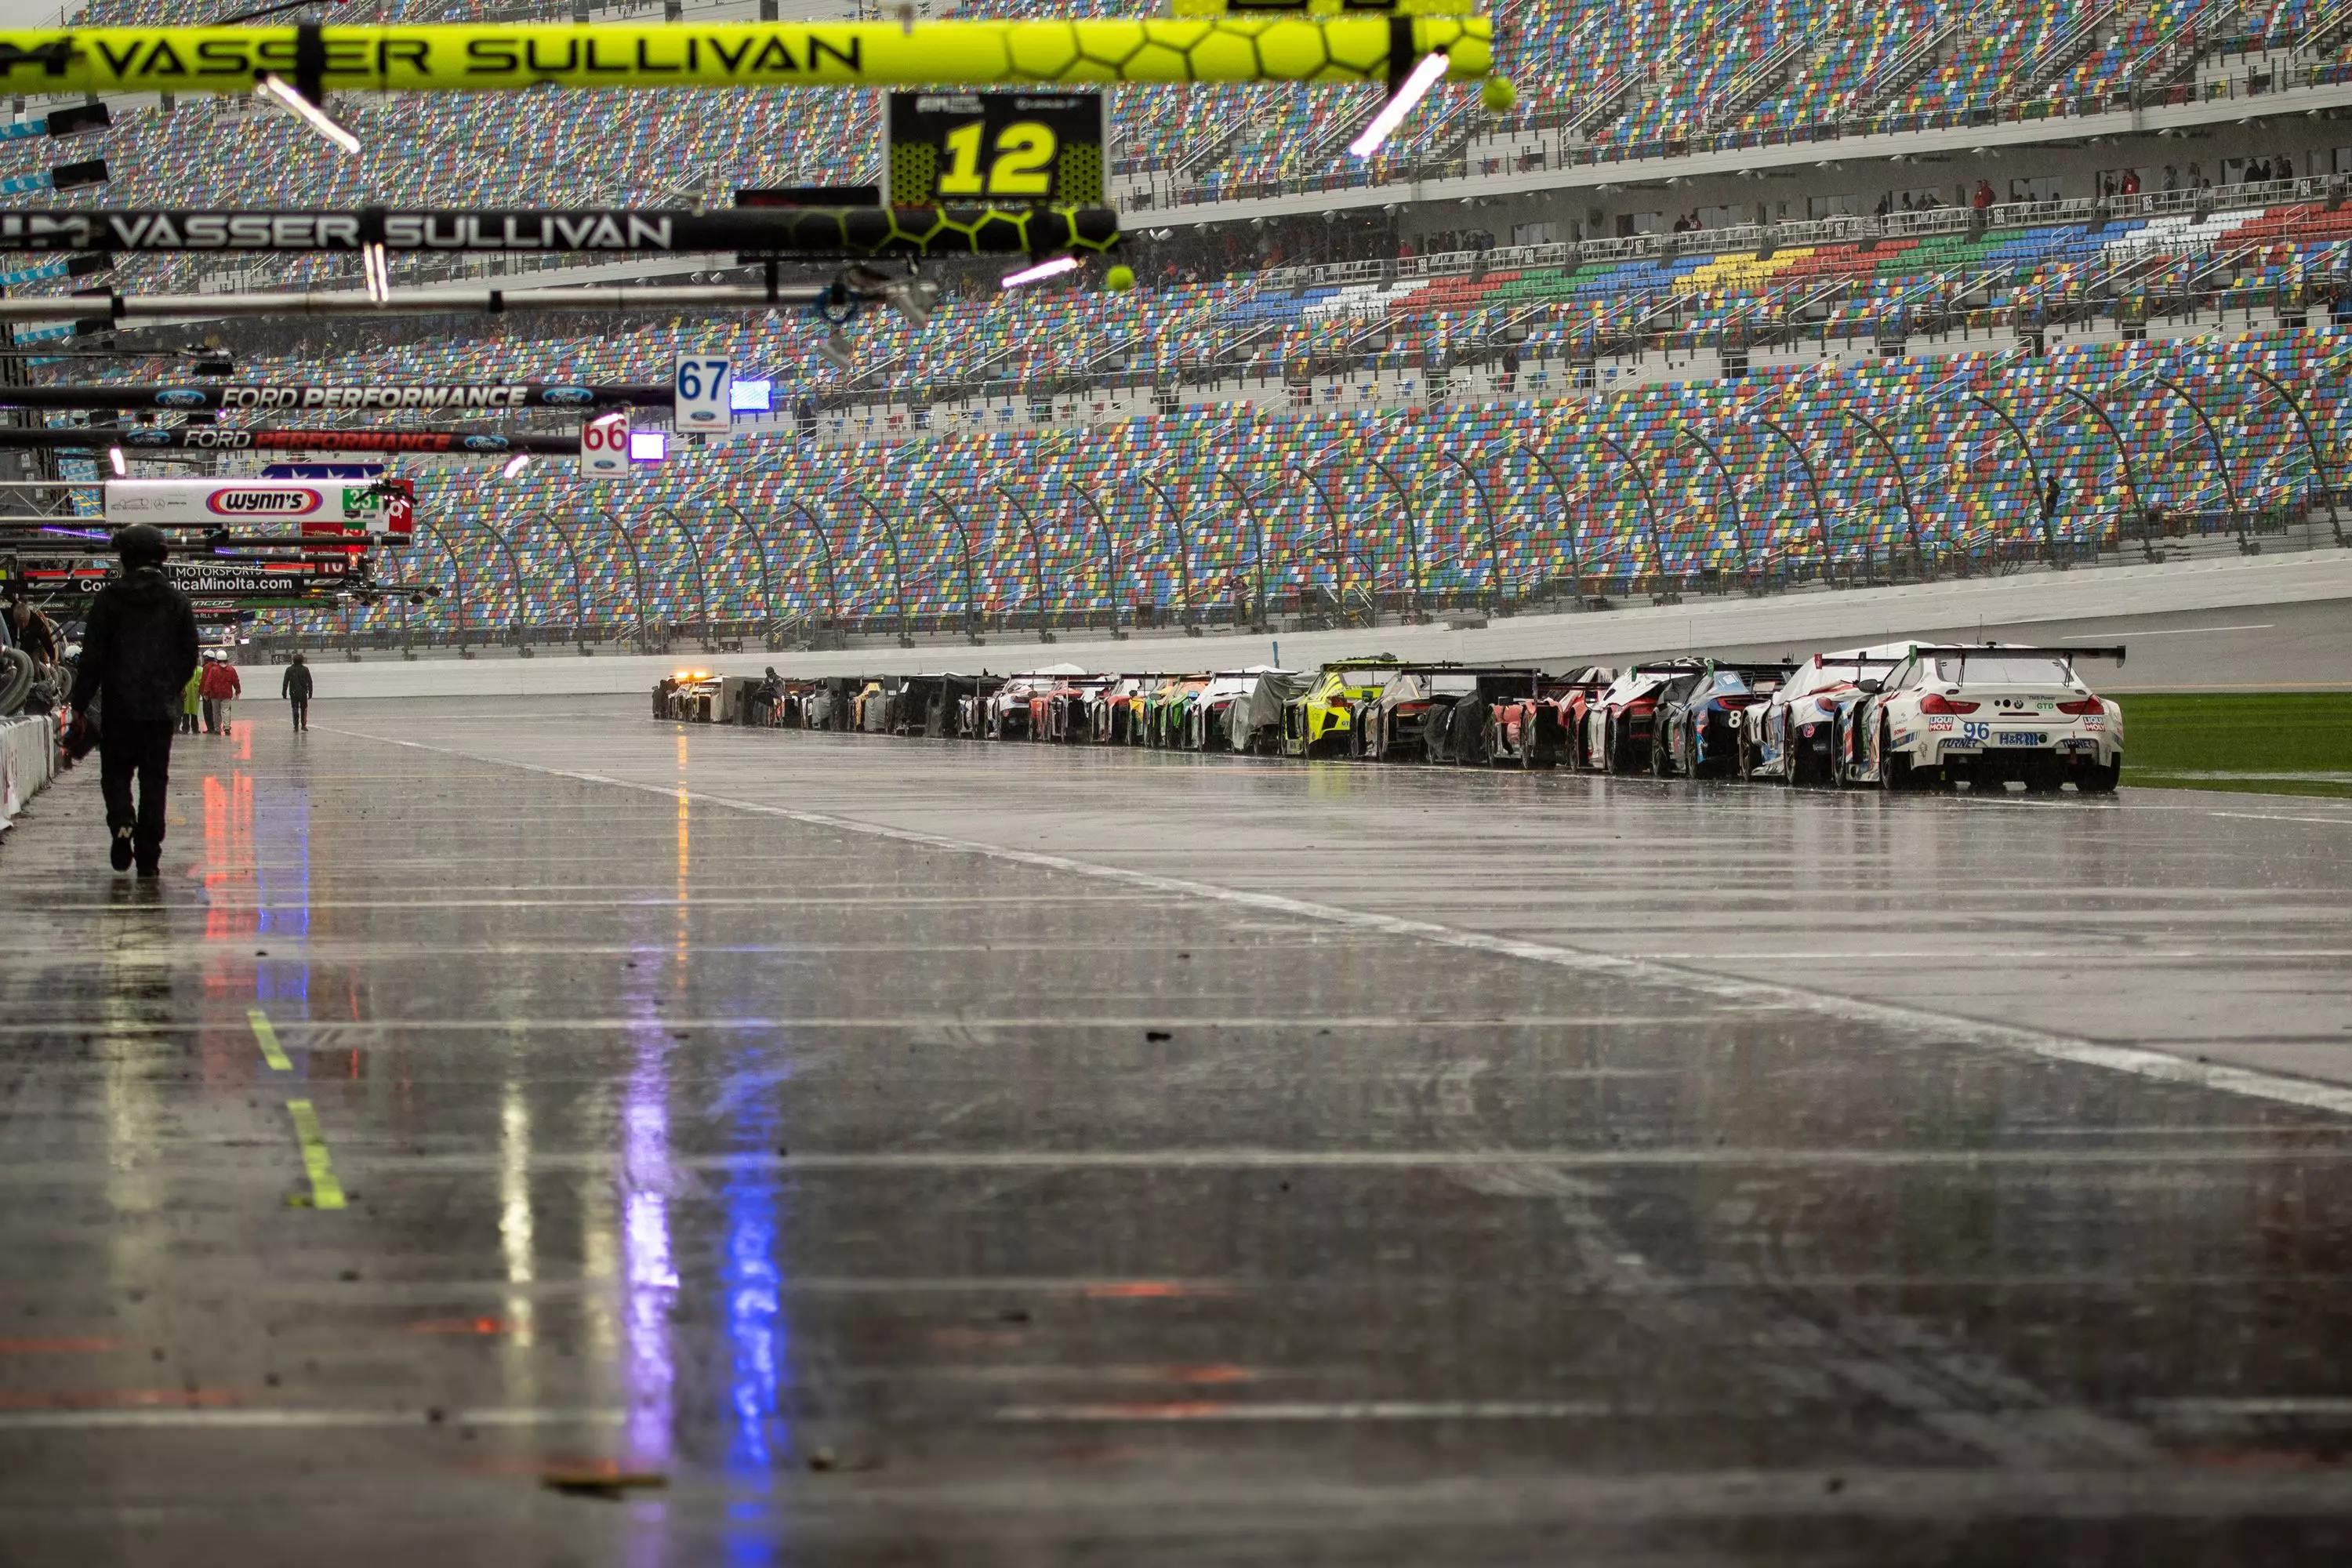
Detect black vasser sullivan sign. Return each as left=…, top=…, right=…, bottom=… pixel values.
left=0, top=206, right=1121, bottom=255
left=886, top=93, right=1104, bottom=207
left=0, top=383, right=670, bottom=412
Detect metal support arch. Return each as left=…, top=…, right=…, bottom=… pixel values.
left=923, top=488, right=984, bottom=644
left=1138, top=470, right=1199, bottom=634
left=1515, top=438, right=1590, bottom=604
left=468, top=511, right=532, bottom=647
left=1673, top=426, right=1753, bottom=583
left=681, top=483, right=782, bottom=646
left=1070, top=481, right=1127, bottom=641
left=1965, top=393, right=2057, bottom=561
left=1292, top=466, right=1359, bottom=627
left=2150, top=375, right=2247, bottom=546
left=2241, top=365, right=2344, bottom=548
left=1363, top=454, right=1425, bottom=622
left=1744, top=414, right=1833, bottom=582
left=412, top=515, right=469, bottom=652
left=779, top=492, right=842, bottom=639
left=648, top=505, right=717, bottom=644
left=1221, top=470, right=1274, bottom=633
left=844, top=488, right=916, bottom=647
left=1584, top=431, right=1671, bottom=596
left=528, top=508, right=594, bottom=648
left=989, top=481, right=1056, bottom=641
left=1439, top=450, right=1508, bottom=612
left=2055, top=387, right=2155, bottom=561
left=1832, top=409, right=1926, bottom=577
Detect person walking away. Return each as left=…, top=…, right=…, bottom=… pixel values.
left=201, top=651, right=241, bottom=735
left=67, top=524, right=198, bottom=877
left=180, top=662, right=202, bottom=734
left=282, top=652, right=313, bottom=732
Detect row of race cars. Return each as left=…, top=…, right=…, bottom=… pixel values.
left=653, top=640, right=2129, bottom=792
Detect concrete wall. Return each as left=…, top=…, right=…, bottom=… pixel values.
left=284, top=546, right=2352, bottom=699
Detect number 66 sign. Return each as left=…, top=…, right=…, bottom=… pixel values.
left=580, top=411, right=632, bottom=477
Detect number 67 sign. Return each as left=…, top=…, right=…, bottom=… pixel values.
left=673, top=354, right=732, bottom=431
left=580, top=411, right=632, bottom=477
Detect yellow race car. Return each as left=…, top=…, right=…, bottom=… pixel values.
left=1281, top=659, right=1406, bottom=758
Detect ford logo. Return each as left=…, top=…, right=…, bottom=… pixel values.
left=541, top=387, right=594, bottom=405
left=122, top=430, right=172, bottom=445
left=461, top=434, right=507, bottom=451
left=156, top=390, right=207, bottom=408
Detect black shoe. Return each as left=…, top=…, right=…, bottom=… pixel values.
left=134, top=857, right=160, bottom=879
left=109, top=829, right=134, bottom=872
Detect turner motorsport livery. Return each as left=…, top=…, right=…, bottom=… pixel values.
left=0, top=12, right=1494, bottom=95
left=0, top=206, right=1122, bottom=257
left=0, top=383, right=662, bottom=412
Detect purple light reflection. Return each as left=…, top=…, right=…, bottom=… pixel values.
left=622, top=1011, right=678, bottom=1472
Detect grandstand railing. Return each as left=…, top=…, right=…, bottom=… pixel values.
left=1123, top=53, right=2352, bottom=212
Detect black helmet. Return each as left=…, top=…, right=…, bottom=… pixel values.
left=112, top=523, right=169, bottom=566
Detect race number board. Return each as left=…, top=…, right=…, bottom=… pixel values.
left=581, top=414, right=632, bottom=477
left=885, top=93, right=1104, bottom=206
left=673, top=354, right=732, bottom=433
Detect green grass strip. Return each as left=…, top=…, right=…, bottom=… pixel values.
left=2116, top=692, right=2352, bottom=799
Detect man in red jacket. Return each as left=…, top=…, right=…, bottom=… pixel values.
left=199, top=653, right=241, bottom=736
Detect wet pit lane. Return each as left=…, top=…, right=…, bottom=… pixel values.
left=2, top=695, right=2349, bottom=1565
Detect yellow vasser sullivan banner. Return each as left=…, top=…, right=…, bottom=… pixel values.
left=0, top=205, right=1120, bottom=256
left=0, top=16, right=1492, bottom=94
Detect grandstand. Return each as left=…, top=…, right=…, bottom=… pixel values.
left=8, top=0, right=2352, bottom=653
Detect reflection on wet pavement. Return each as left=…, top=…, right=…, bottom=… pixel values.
left=0, top=703, right=2349, bottom=1563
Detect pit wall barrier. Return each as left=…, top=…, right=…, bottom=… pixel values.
left=0, top=713, right=56, bottom=831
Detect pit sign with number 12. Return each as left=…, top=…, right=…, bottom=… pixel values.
left=674, top=355, right=732, bottom=431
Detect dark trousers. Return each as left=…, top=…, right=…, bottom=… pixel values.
left=98, top=717, right=176, bottom=862
left=289, top=697, right=309, bottom=731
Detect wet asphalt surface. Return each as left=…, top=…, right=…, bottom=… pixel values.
left=2, top=698, right=2349, bottom=1565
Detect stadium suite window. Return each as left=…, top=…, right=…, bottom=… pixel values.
left=2007, top=176, right=2063, bottom=205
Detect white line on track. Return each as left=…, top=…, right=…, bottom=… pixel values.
left=2061, top=624, right=2276, bottom=638
left=0, top=1406, right=622, bottom=1432
left=325, top=726, right=2352, bottom=1122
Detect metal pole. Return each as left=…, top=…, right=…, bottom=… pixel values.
left=651, top=506, right=714, bottom=646
left=597, top=510, right=653, bottom=651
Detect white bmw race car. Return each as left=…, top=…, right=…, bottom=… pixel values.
left=1836, top=643, right=2127, bottom=793
left=1748, top=642, right=1914, bottom=786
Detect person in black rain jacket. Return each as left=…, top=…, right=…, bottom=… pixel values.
left=67, top=525, right=198, bottom=877
left=281, top=652, right=314, bottom=731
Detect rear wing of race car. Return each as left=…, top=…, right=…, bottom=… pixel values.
left=1948, top=644, right=2128, bottom=666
